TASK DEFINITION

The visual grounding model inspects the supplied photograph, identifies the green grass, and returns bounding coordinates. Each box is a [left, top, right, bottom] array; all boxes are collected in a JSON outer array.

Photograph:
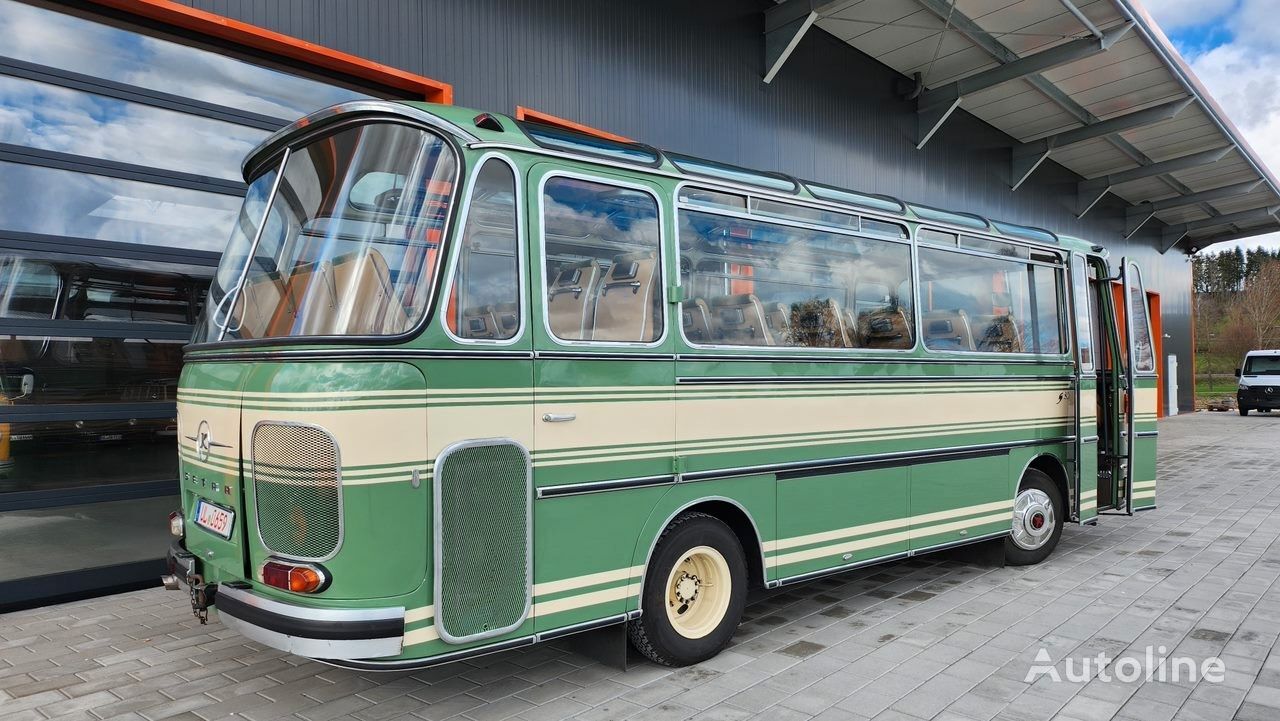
[[1197, 376, 1238, 397]]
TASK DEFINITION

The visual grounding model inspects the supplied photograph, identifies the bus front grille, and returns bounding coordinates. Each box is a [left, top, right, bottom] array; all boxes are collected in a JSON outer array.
[[435, 441, 531, 643], [251, 422, 342, 561]]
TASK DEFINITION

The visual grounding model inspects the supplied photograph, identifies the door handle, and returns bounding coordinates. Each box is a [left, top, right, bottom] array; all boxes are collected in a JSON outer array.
[[542, 413, 577, 423]]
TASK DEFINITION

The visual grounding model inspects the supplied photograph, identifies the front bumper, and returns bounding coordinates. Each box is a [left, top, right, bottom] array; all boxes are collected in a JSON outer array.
[[1238, 390, 1280, 409], [164, 541, 407, 660]]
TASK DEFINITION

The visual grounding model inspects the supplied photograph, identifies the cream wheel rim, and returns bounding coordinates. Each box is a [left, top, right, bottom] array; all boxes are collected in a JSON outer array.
[[664, 545, 731, 639]]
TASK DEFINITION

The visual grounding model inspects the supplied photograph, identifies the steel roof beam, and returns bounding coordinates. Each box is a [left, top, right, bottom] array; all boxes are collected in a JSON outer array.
[[1123, 179, 1264, 238], [1159, 205, 1280, 253], [916, 23, 1132, 149], [1058, 0, 1103, 40], [1011, 97, 1193, 190], [764, 0, 851, 83], [1076, 146, 1234, 217]]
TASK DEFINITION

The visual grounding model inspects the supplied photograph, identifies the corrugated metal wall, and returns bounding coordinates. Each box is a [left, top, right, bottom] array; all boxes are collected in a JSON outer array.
[[184, 0, 1195, 410]]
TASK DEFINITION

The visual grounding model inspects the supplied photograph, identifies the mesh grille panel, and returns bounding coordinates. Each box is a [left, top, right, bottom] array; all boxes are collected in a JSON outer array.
[[252, 423, 341, 560], [437, 443, 529, 641]]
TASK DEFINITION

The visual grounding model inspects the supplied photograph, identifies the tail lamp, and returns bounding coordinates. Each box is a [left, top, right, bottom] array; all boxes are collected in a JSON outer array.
[[258, 560, 328, 594], [168, 510, 184, 538]]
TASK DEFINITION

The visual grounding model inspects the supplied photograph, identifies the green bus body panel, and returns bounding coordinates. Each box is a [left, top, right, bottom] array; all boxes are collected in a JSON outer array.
[[1078, 376, 1099, 522], [170, 139, 1155, 665], [1132, 375, 1159, 509]]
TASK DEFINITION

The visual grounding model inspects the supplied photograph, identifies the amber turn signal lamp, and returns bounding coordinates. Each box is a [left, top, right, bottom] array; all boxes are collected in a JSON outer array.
[[258, 560, 328, 593]]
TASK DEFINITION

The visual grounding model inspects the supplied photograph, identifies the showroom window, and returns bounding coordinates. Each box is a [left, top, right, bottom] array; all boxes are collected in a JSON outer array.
[[0, 0, 435, 607]]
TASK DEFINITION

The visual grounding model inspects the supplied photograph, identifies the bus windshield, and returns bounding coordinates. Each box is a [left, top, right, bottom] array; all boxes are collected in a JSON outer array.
[[195, 121, 458, 342]]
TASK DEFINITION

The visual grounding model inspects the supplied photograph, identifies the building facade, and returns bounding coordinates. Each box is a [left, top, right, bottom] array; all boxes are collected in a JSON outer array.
[[0, 0, 1240, 607]]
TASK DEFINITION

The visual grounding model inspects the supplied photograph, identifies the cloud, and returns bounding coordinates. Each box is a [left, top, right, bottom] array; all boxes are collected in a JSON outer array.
[[1141, 0, 1238, 31]]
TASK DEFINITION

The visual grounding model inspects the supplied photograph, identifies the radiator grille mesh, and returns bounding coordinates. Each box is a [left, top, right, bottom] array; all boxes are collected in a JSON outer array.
[[436, 442, 530, 641], [252, 422, 341, 561]]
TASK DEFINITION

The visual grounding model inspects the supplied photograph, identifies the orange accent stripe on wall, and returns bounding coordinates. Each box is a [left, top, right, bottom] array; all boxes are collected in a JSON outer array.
[[87, 0, 452, 104], [514, 106, 631, 142]]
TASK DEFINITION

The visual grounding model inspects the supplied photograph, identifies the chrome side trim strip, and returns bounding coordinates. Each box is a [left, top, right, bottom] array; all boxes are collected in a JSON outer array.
[[774, 529, 1009, 587], [675, 374, 1074, 385], [1134, 430, 1159, 438], [218, 610, 403, 661], [537, 474, 676, 499]]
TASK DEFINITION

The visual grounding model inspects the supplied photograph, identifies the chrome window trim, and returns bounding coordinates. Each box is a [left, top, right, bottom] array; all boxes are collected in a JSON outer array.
[[675, 182, 918, 355], [535, 169, 670, 349], [431, 437, 533, 645], [470, 141, 1071, 257], [250, 419, 345, 564], [1070, 252, 1096, 373], [674, 182, 911, 244], [243, 100, 478, 178], [438, 152, 528, 347], [915, 243, 1071, 360]]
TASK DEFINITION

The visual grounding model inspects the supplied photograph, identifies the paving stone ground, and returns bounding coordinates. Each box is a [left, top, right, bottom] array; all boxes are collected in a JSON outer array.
[[4, 412, 1280, 721]]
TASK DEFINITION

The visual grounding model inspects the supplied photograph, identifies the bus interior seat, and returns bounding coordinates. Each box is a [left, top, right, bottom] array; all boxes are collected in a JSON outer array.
[[923, 309, 974, 350], [682, 298, 713, 343], [269, 261, 337, 337], [548, 259, 602, 340], [787, 298, 846, 348], [459, 305, 500, 339], [974, 314, 1023, 353], [763, 301, 791, 345], [859, 307, 911, 349], [492, 301, 519, 339], [710, 293, 772, 345], [331, 250, 405, 335], [229, 271, 285, 339], [593, 252, 659, 342], [842, 309, 862, 347]]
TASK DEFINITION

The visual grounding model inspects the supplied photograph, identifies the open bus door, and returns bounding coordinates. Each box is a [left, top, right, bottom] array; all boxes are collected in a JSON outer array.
[[1067, 253, 1098, 523]]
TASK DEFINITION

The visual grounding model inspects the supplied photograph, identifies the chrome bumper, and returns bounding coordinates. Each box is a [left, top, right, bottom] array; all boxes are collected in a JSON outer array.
[[213, 584, 406, 660]]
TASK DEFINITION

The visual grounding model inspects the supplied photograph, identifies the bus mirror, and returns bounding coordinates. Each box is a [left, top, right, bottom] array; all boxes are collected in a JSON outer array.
[[1235, 368, 1242, 378]]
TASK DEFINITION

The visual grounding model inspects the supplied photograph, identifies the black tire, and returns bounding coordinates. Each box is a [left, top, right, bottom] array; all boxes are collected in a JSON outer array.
[[1005, 469, 1064, 566], [628, 512, 747, 666], [1240, 407, 1250, 416]]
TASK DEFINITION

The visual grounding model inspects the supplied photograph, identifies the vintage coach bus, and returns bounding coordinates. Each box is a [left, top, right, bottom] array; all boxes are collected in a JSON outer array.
[[164, 100, 1160, 669]]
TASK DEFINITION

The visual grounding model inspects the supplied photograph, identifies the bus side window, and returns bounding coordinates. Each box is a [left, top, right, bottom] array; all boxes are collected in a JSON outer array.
[[445, 159, 521, 341], [542, 177, 663, 344], [918, 245, 1065, 354], [676, 206, 913, 350]]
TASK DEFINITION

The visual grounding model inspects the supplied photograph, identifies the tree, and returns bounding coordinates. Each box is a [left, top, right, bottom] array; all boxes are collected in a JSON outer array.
[[1223, 259, 1280, 359]]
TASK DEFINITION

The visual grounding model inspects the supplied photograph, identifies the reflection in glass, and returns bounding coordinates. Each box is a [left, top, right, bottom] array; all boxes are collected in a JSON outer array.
[[0, 0, 369, 120], [0, 75, 266, 180], [0, 496, 179, 581], [918, 247, 1064, 354], [0, 420, 177, 494], [445, 160, 520, 341], [0, 162, 241, 251], [205, 123, 458, 341]]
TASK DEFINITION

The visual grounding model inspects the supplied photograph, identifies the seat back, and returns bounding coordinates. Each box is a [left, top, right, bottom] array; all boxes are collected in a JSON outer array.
[[922, 309, 974, 351], [709, 293, 772, 346], [973, 314, 1024, 353], [229, 271, 285, 339], [593, 252, 659, 342], [763, 302, 791, 345], [841, 308, 861, 347], [547, 260, 602, 340], [681, 298, 713, 343], [269, 261, 336, 337], [858, 307, 911, 349], [331, 250, 407, 335]]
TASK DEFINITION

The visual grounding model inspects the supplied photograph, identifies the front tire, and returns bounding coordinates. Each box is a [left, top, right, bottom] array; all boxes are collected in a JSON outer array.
[[1240, 406, 1250, 416], [1005, 469, 1064, 566], [629, 512, 746, 666]]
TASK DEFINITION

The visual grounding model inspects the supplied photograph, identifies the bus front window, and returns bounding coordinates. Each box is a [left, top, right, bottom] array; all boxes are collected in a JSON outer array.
[[196, 122, 458, 342]]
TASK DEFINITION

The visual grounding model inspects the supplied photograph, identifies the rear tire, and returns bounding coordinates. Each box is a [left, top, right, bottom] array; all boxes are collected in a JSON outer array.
[[628, 512, 746, 667], [1005, 469, 1063, 566], [1240, 407, 1250, 416]]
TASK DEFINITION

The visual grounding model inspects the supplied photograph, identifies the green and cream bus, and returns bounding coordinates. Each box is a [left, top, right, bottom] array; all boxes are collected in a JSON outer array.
[[164, 100, 1160, 670]]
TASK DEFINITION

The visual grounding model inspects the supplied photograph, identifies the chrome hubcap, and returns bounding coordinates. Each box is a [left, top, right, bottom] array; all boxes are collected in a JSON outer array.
[[1011, 488, 1055, 550]]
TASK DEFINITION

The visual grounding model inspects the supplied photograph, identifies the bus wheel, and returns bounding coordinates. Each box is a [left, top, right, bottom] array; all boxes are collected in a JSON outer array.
[[1005, 469, 1063, 566], [629, 512, 746, 666]]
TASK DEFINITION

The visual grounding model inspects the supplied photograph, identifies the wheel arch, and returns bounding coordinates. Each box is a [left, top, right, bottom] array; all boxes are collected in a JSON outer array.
[[1022, 452, 1070, 510], [637, 496, 767, 610]]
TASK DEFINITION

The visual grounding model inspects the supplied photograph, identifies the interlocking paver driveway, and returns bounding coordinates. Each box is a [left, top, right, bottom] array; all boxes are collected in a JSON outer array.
[[3, 412, 1280, 721]]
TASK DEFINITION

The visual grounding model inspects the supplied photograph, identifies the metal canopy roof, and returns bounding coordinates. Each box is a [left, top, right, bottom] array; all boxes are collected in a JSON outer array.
[[763, 0, 1280, 253]]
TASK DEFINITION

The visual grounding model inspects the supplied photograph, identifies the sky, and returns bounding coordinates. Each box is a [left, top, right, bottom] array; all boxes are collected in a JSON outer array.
[[1142, 0, 1280, 256]]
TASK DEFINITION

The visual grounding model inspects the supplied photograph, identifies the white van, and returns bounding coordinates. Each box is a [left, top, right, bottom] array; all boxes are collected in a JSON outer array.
[[1237, 350, 1280, 415]]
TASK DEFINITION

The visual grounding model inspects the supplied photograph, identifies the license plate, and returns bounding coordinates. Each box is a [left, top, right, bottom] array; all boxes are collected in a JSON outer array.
[[195, 500, 235, 539]]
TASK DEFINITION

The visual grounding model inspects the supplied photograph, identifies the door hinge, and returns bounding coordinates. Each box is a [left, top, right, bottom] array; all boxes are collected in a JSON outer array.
[[672, 455, 686, 477]]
